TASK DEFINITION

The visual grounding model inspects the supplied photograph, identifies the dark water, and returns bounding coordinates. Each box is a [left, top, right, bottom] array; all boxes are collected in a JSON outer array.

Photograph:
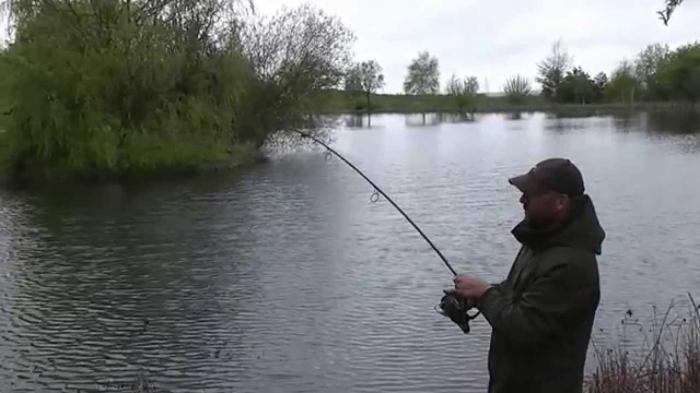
[[1, 111, 700, 392]]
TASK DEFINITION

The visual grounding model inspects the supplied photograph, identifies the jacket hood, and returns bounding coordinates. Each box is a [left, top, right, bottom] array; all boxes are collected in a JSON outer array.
[[512, 195, 605, 255]]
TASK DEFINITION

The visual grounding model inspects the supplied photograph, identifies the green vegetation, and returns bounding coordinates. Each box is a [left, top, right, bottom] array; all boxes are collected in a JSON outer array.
[[0, 1, 353, 183], [344, 60, 385, 112], [318, 90, 545, 113], [503, 75, 532, 105], [0, 0, 698, 183], [403, 51, 440, 95], [445, 75, 479, 113], [332, 39, 698, 115], [533, 41, 700, 106]]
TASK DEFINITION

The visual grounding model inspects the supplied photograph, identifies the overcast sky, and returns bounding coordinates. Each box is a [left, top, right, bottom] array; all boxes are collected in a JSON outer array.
[[256, 0, 700, 94]]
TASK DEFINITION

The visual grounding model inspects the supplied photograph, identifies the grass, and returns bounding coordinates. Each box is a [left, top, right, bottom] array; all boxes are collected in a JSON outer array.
[[316, 90, 700, 115], [588, 294, 700, 393]]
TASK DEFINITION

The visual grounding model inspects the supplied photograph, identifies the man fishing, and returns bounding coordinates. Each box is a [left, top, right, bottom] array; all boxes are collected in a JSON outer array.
[[448, 158, 605, 393]]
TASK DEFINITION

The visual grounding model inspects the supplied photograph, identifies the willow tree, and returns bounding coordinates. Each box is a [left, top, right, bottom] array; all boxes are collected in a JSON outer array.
[[0, 1, 353, 179], [0, 0, 254, 176]]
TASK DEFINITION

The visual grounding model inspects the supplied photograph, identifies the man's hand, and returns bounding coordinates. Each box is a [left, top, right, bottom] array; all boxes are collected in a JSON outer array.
[[453, 274, 492, 301]]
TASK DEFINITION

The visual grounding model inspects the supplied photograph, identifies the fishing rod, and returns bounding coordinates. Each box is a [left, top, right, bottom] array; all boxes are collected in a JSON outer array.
[[295, 129, 479, 333], [294, 129, 457, 276]]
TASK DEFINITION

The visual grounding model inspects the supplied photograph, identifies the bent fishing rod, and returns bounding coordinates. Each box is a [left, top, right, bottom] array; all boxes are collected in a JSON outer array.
[[295, 129, 480, 333], [294, 130, 457, 276]]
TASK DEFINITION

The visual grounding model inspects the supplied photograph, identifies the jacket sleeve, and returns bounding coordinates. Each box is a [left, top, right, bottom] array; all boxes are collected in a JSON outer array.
[[477, 255, 598, 349]]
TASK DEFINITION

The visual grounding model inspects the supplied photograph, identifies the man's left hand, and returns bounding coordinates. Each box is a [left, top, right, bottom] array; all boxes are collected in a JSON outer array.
[[453, 274, 492, 301]]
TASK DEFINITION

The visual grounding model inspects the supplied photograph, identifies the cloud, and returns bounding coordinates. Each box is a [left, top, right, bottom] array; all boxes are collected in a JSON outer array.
[[2, 0, 698, 93], [256, 0, 700, 93]]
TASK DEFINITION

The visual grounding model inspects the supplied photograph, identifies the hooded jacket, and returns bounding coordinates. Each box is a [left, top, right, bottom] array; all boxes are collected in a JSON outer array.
[[478, 195, 605, 393]]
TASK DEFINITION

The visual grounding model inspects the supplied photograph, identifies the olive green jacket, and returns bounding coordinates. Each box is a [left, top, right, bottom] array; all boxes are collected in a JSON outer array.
[[478, 195, 605, 393]]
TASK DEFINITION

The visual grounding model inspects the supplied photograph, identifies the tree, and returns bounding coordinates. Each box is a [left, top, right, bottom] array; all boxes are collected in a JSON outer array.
[[503, 75, 532, 104], [655, 42, 700, 102], [241, 4, 355, 144], [593, 72, 608, 101], [558, 67, 597, 104], [0, 0, 253, 173], [635, 43, 670, 99], [606, 60, 640, 104], [536, 41, 572, 102], [658, 0, 684, 25], [345, 60, 385, 112], [446, 74, 479, 113], [0, 1, 355, 178], [403, 51, 440, 95]]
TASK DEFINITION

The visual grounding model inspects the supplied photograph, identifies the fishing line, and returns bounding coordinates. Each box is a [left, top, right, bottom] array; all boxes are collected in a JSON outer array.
[[294, 130, 457, 276]]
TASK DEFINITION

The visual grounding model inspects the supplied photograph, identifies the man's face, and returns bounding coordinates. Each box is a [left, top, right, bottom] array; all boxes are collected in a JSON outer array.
[[519, 189, 567, 228]]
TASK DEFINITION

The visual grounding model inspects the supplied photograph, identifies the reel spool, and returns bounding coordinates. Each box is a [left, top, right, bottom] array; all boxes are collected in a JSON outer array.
[[435, 292, 481, 334]]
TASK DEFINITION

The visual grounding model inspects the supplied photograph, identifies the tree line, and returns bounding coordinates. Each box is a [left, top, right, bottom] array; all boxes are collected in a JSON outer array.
[[535, 41, 700, 105], [344, 39, 700, 113]]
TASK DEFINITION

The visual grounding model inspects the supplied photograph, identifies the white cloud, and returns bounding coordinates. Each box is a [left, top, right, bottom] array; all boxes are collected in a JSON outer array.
[[255, 0, 700, 93]]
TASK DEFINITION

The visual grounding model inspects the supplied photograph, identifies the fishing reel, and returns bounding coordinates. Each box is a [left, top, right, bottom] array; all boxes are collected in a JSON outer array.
[[436, 291, 481, 334]]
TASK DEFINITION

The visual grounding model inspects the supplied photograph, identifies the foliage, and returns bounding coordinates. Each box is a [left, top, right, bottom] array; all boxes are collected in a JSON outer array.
[[655, 42, 700, 103], [636, 44, 670, 99], [503, 75, 532, 104], [0, 1, 353, 180], [445, 74, 478, 112], [606, 61, 641, 104], [594, 72, 609, 101], [403, 51, 440, 95], [344, 60, 385, 110], [237, 4, 354, 146], [558, 67, 597, 104], [536, 41, 572, 101]]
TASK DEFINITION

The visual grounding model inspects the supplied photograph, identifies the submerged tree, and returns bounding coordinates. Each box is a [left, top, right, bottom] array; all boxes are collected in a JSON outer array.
[[345, 60, 385, 115], [404, 51, 439, 125], [403, 51, 440, 95], [446, 74, 478, 114], [503, 75, 532, 104]]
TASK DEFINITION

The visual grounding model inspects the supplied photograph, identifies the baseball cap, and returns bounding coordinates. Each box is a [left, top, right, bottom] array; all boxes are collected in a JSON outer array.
[[508, 158, 585, 197]]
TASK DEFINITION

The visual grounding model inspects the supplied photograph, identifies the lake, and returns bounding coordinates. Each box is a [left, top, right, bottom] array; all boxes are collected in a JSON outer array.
[[1, 111, 700, 392]]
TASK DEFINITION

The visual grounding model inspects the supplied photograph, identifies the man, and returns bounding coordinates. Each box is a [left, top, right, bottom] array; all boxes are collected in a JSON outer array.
[[450, 158, 605, 393]]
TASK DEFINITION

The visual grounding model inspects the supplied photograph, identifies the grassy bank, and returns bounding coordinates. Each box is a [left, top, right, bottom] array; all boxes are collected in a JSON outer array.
[[317, 90, 700, 115]]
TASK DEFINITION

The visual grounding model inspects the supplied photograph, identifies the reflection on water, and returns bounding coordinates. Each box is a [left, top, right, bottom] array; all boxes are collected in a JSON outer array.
[[345, 114, 368, 128], [403, 112, 476, 127], [644, 109, 700, 134], [1, 111, 700, 392]]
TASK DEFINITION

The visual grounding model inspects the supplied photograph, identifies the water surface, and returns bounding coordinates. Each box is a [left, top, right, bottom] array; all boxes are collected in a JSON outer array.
[[1, 111, 700, 392]]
